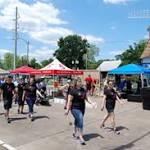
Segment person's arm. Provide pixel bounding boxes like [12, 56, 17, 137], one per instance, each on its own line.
[22, 90, 26, 101]
[0, 89, 3, 101]
[65, 94, 73, 115]
[101, 95, 106, 111]
[116, 95, 123, 104]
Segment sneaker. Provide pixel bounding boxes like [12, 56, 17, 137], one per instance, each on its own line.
[31, 117, 34, 122]
[7, 118, 11, 124]
[80, 140, 86, 145]
[18, 109, 20, 114]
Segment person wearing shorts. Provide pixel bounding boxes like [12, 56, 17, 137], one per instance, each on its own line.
[100, 80, 123, 133]
[17, 78, 26, 114]
[65, 79, 94, 145]
[0, 76, 15, 123]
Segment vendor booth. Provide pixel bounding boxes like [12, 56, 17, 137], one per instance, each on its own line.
[108, 64, 150, 102]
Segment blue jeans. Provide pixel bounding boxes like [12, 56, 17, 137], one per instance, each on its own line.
[71, 109, 84, 130]
[26, 98, 35, 114]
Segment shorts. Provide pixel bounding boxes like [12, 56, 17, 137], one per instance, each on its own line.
[106, 101, 115, 113]
[86, 84, 91, 91]
[4, 99, 12, 110]
[71, 109, 85, 129]
[18, 98, 24, 106]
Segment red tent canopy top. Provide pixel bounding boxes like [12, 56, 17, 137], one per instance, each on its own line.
[40, 59, 83, 75]
[10, 66, 40, 74]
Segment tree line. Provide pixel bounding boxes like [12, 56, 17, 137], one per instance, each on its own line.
[0, 35, 147, 70]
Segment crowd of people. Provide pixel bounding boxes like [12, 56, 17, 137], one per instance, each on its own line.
[0, 74, 124, 145]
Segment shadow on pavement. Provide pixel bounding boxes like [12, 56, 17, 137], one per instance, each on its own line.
[33, 115, 50, 121]
[111, 131, 150, 150]
[104, 126, 129, 132]
[116, 126, 129, 131]
[83, 133, 104, 141]
[10, 117, 27, 122]
[0, 113, 4, 116]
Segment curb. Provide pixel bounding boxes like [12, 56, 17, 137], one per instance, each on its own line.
[0, 140, 17, 150]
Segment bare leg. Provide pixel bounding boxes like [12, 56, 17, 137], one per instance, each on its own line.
[21, 105, 24, 113]
[78, 128, 86, 144]
[73, 126, 77, 137]
[100, 113, 110, 128]
[111, 112, 116, 130]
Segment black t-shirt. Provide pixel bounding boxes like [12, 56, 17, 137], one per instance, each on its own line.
[69, 87, 86, 111]
[24, 83, 37, 99]
[1, 82, 15, 100]
[104, 88, 116, 103]
[17, 83, 26, 99]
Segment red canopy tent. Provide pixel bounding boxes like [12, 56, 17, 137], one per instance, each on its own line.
[10, 66, 41, 74]
[40, 58, 83, 75]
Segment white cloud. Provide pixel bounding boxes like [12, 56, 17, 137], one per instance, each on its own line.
[109, 50, 122, 56]
[30, 27, 74, 45]
[0, 49, 11, 58]
[81, 34, 104, 44]
[103, 0, 132, 4]
[29, 47, 54, 61]
[0, 0, 105, 61]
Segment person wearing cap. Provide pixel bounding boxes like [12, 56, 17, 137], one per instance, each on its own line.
[0, 76, 15, 123]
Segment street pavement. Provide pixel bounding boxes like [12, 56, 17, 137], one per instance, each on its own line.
[0, 96, 150, 150]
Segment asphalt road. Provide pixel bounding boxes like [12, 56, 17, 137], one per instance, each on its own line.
[0, 97, 150, 150]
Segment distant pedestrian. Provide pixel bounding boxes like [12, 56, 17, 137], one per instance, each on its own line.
[17, 78, 26, 114]
[0, 76, 15, 123]
[100, 80, 123, 134]
[65, 79, 94, 145]
[85, 74, 93, 95]
[23, 77, 37, 121]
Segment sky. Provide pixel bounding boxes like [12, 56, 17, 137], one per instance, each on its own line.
[0, 0, 150, 62]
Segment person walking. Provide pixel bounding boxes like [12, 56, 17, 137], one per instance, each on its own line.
[100, 80, 123, 134]
[85, 74, 93, 96]
[17, 78, 26, 114]
[65, 79, 94, 145]
[60, 79, 72, 109]
[0, 76, 15, 123]
[23, 77, 37, 121]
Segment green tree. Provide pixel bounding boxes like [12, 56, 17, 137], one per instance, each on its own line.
[41, 58, 53, 67]
[3, 53, 14, 70]
[116, 40, 146, 65]
[29, 58, 42, 69]
[83, 44, 100, 69]
[87, 44, 100, 62]
[54, 35, 90, 69]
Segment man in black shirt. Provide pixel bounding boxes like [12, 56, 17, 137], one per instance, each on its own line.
[0, 76, 15, 123]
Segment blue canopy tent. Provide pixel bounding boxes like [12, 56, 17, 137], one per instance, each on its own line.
[108, 64, 150, 88]
[108, 64, 147, 75]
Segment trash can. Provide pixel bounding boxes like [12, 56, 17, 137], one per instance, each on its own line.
[141, 87, 150, 110]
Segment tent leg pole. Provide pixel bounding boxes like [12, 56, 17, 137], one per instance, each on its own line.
[53, 73, 54, 101]
[141, 74, 144, 88]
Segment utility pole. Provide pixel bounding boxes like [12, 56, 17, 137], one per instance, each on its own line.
[14, 7, 18, 69]
[27, 40, 29, 65]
